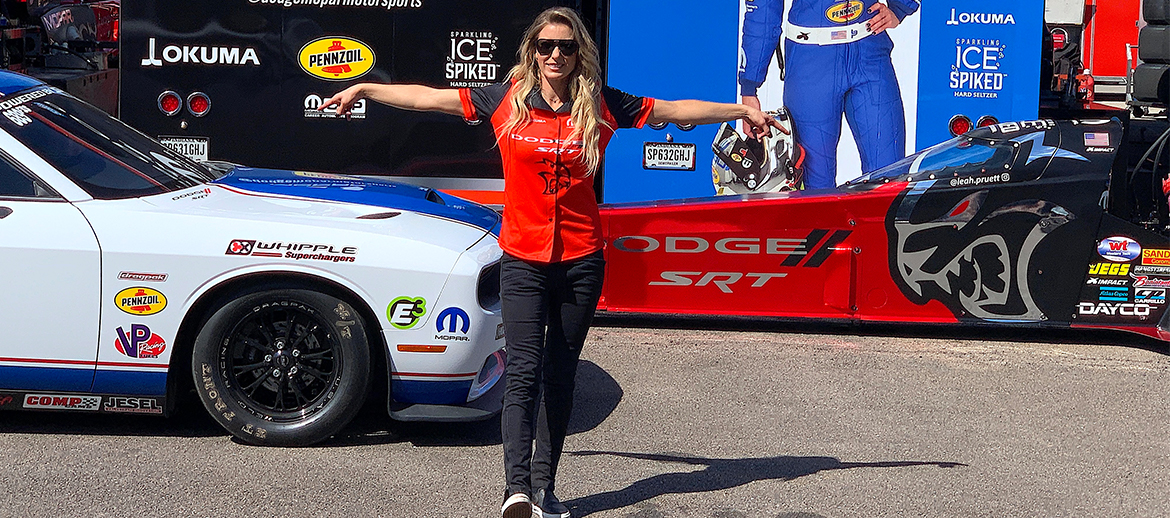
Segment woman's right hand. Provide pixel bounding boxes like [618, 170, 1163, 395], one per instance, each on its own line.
[319, 84, 365, 116]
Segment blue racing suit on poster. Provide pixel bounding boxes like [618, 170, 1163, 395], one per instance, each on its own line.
[741, 0, 919, 188]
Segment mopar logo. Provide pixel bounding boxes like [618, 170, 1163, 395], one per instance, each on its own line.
[436, 307, 470, 334]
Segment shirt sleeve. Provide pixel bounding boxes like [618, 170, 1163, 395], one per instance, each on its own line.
[601, 86, 655, 129]
[740, 0, 784, 97]
[887, 0, 919, 22]
[459, 82, 510, 124]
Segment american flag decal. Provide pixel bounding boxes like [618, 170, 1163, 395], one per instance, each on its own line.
[1084, 132, 1110, 147]
[831, 30, 847, 40]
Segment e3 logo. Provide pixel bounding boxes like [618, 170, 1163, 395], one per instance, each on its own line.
[387, 297, 427, 330]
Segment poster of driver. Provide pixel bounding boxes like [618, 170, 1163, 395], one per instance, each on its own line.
[736, 0, 921, 190]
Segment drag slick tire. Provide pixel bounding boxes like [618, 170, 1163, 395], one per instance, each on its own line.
[192, 288, 370, 446]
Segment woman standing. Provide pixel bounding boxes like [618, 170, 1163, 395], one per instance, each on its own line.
[321, 7, 778, 518]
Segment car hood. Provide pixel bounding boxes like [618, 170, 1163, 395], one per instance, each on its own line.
[211, 167, 501, 235]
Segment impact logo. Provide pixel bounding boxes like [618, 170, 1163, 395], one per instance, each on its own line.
[24, 394, 101, 411]
[387, 296, 427, 330]
[298, 37, 375, 81]
[115, 287, 167, 316]
[945, 9, 1016, 26]
[435, 307, 471, 341]
[447, 31, 499, 88]
[115, 324, 167, 358]
[825, 1, 863, 23]
[140, 38, 260, 67]
[1097, 236, 1141, 263]
[304, 94, 366, 119]
[950, 38, 1006, 99]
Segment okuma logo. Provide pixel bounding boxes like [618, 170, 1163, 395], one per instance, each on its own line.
[946, 9, 1016, 26]
[387, 296, 427, 330]
[140, 38, 260, 67]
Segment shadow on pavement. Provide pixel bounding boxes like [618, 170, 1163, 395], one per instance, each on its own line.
[564, 450, 966, 517]
[594, 313, 1170, 355]
[326, 359, 623, 447]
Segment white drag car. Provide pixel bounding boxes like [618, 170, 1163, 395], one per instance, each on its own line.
[0, 72, 506, 446]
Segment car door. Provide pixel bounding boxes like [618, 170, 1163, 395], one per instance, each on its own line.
[0, 152, 101, 392]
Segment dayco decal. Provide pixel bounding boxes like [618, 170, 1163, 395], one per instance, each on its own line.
[825, 1, 863, 22]
[1131, 275, 1170, 288]
[945, 9, 1016, 26]
[299, 37, 375, 81]
[24, 394, 101, 411]
[1088, 263, 1130, 276]
[225, 240, 358, 262]
[1077, 302, 1152, 317]
[435, 306, 471, 341]
[140, 38, 260, 67]
[447, 31, 500, 88]
[612, 229, 852, 268]
[118, 271, 168, 282]
[387, 297, 427, 330]
[1142, 249, 1170, 266]
[104, 396, 164, 415]
[304, 94, 366, 119]
[115, 287, 167, 316]
[1097, 236, 1141, 262]
[114, 324, 167, 359]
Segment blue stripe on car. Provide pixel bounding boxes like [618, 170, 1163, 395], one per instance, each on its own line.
[0, 366, 94, 392]
[213, 168, 500, 234]
[392, 380, 472, 405]
[93, 370, 168, 396]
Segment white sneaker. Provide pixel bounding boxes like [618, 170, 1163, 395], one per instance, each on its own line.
[502, 492, 532, 518]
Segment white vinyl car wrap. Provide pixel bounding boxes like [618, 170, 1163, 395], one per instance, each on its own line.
[0, 73, 505, 445]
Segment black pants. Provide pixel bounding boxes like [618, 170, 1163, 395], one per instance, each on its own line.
[500, 249, 605, 497]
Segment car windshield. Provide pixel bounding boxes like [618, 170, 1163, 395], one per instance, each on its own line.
[845, 136, 1017, 185]
[0, 86, 217, 199]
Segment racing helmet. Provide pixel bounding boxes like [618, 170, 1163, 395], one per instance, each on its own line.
[711, 108, 805, 195]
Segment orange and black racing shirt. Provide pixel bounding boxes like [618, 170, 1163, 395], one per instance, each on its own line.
[459, 82, 654, 263]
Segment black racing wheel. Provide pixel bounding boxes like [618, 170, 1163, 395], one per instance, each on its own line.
[192, 288, 370, 446]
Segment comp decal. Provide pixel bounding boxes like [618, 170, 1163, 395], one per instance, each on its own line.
[23, 394, 101, 411]
[114, 287, 167, 316]
[1097, 236, 1140, 262]
[298, 37, 375, 81]
[114, 324, 167, 359]
[387, 297, 427, 330]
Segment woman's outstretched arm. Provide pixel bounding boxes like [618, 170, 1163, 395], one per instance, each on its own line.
[319, 83, 463, 117]
[647, 99, 781, 136]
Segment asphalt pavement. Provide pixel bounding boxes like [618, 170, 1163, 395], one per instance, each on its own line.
[1, 319, 1168, 517]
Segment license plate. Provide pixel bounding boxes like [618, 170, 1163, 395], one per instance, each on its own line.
[643, 142, 696, 171]
[159, 136, 209, 162]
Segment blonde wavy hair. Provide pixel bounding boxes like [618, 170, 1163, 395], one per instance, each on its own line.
[499, 7, 609, 175]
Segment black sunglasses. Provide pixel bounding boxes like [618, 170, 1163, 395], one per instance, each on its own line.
[535, 39, 579, 56]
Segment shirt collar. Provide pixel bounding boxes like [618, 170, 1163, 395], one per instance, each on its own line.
[526, 87, 574, 114]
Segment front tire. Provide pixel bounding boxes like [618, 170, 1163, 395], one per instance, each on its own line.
[192, 288, 370, 446]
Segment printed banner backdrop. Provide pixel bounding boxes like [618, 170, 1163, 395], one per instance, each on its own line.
[916, 1, 1044, 149]
[746, 1, 920, 189]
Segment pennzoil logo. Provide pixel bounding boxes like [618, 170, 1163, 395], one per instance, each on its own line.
[299, 37, 375, 81]
[115, 287, 167, 315]
[826, 1, 863, 23]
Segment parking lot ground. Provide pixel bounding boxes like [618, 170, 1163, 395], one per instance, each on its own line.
[1, 319, 1168, 517]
